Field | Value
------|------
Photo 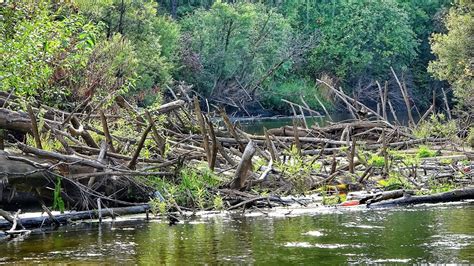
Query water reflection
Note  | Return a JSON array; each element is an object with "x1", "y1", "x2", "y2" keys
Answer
[{"x1": 0, "y1": 205, "x2": 473, "y2": 264}]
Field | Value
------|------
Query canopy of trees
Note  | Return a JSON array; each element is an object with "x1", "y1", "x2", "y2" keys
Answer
[
  {"x1": 1, "y1": 0, "x2": 471, "y2": 114},
  {"x1": 429, "y1": 1, "x2": 473, "y2": 109}
]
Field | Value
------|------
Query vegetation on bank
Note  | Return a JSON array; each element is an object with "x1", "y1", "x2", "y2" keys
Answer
[{"x1": 0, "y1": 0, "x2": 472, "y2": 220}]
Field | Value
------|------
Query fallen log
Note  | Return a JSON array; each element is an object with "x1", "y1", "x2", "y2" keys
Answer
[
  {"x1": 369, "y1": 187, "x2": 474, "y2": 207},
  {"x1": 0, "y1": 108, "x2": 32, "y2": 134},
  {"x1": 359, "y1": 189, "x2": 414, "y2": 204},
  {"x1": 0, "y1": 204, "x2": 150, "y2": 229}
]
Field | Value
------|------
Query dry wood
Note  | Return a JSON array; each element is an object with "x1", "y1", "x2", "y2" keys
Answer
[
  {"x1": 69, "y1": 116, "x2": 99, "y2": 149},
  {"x1": 390, "y1": 67, "x2": 415, "y2": 126},
  {"x1": 230, "y1": 140, "x2": 257, "y2": 189},
  {"x1": 349, "y1": 137, "x2": 356, "y2": 174},
  {"x1": 194, "y1": 97, "x2": 212, "y2": 166},
  {"x1": 26, "y1": 105, "x2": 42, "y2": 149},
  {"x1": 293, "y1": 120, "x2": 301, "y2": 156},
  {"x1": 441, "y1": 88, "x2": 452, "y2": 120},
  {"x1": 100, "y1": 110, "x2": 115, "y2": 153},
  {"x1": 128, "y1": 124, "x2": 153, "y2": 170},
  {"x1": 0, "y1": 205, "x2": 151, "y2": 229},
  {"x1": 206, "y1": 116, "x2": 218, "y2": 170},
  {"x1": 144, "y1": 110, "x2": 165, "y2": 156}
]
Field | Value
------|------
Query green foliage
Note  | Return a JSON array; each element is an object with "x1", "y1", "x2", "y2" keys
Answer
[
  {"x1": 76, "y1": 0, "x2": 180, "y2": 105},
  {"x1": 378, "y1": 173, "x2": 412, "y2": 190},
  {"x1": 321, "y1": 194, "x2": 340, "y2": 206},
  {"x1": 262, "y1": 78, "x2": 333, "y2": 112},
  {"x1": 414, "y1": 113, "x2": 458, "y2": 139},
  {"x1": 178, "y1": 2, "x2": 293, "y2": 97},
  {"x1": 467, "y1": 127, "x2": 474, "y2": 148},
  {"x1": 151, "y1": 165, "x2": 223, "y2": 209},
  {"x1": 275, "y1": 146, "x2": 320, "y2": 193},
  {"x1": 320, "y1": 188, "x2": 346, "y2": 206},
  {"x1": 0, "y1": 1, "x2": 99, "y2": 105},
  {"x1": 428, "y1": 182, "x2": 456, "y2": 194},
  {"x1": 368, "y1": 154, "x2": 386, "y2": 168},
  {"x1": 428, "y1": 2, "x2": 474, "y2": 107},
  {"x1": 307, "y1": 1, "x2": 418, "y2": 86},
  {"x1": 76, "y1": 34, "x2": 138, "y2": 103},
  {"x1": 439, "y1": 158, "x2": 453, "y2": 165},
  {"x1": 53, "y1": 176, "x2": 65, "y2": 213},
  {"x1": 416, "y1": 145, "x2": 437, "y2": 158},
  {"x1": 213, "y1": 194, "x2": 224, "y2": 210},
  {"x1": 397, "y1": 0, "x2": 450, "y2": 107},
  {"x1": 149, "y1": 198, "x2": 167, "y2": 216}
]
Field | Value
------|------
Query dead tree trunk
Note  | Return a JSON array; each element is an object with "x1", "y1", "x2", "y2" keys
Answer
[{"x1": 230, "y1": 140, "x2": 256, "y2": 189}]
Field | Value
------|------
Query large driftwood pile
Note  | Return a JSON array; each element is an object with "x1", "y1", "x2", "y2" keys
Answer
[{"x1": 0, "y1": 78, "x2": 473, "y2": 232}]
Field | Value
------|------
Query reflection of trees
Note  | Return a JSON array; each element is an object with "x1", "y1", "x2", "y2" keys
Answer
[
  {"x1": 430, "y1": 206, "x2": 474, "y2": 262},
  {"x1": 135, "y1": 217, "x2": 257, "y2": 264},
  {"x1": 370, "y1": 209, "x2": 436, "y2": 261},
  {"x1": 133, "y1": 207, "x2": 474, "y2": 264}
]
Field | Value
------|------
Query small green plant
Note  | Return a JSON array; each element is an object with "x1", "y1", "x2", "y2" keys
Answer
[
  {"x1": 213, "y1": 194, "x2": 224, "y2": 210},
  {"x1": 440, "y1": 158, "x2": 453, "y2": 165},
  {"x1": 253, "y1": 157, "x2": 267, "y2": 171},
  {"x1": 53, "y1": 176, "x2": 65, "y2": 213},
  {"x1": 368, "y1": 154, "x2": 385, "y2": 167},
  {"x1": 378, "y1": 173, "x2": 412, "y2": 190},
  {"x1": 417, "y1": 145, "x2": 437, "y2": 158},
  {"x1": 321, "y1": 192, "x2": 346, "y2": 205},
  {"x1": 430, "y1": 182, "x2": 456, "y2": 194},
  {"x1": 149, "y1": 198, "x2": 167, "y2": 216}
]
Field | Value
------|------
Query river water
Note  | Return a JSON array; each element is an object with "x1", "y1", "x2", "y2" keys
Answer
[{"x1": 1, "y1": 203, "x2": 473, "y2": 264}]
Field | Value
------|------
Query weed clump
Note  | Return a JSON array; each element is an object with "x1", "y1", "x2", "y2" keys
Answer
[{"x1": 414, "y1": 113, "x2": 457, "y2": 139}]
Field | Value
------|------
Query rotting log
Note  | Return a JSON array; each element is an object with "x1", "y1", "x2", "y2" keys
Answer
[{"x1": 369, "y1": 187, "x2": 474, "y2": 207}]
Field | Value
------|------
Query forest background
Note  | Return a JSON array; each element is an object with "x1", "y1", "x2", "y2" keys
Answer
[{"x1": 1, "y1": 0, "x2": 472, "y2": 116}]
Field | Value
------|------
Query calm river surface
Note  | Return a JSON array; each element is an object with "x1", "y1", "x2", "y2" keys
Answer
[{"x1": 1, "y1": 204, "x2": 473, "y2": 264}]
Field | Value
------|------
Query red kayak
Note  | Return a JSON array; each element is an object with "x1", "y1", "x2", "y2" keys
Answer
[{"x1": 340, "y1": 200, "x2": 360, "y2": 207}]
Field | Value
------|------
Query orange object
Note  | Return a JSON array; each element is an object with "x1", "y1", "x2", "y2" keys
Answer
[{"x1": 340, "y1": 200, "x2": 360, "y2": 207}]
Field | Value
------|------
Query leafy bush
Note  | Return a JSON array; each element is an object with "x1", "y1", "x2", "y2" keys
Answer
[
  {"x1": 0, "y1": 1, "x2": 99, "y2": 105},
  {"x1": 414, "y1": 113, "x2": 458, "y2": 139},
  {"x1": 428, "y1": 2, "x2": 474, "y2": 108},
  {"x1": 275, "y1": 146, "x2": 321, "y2": 193},
  {"x1": 307, "y1": 1, "x2": 417, "y2": 85}
]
